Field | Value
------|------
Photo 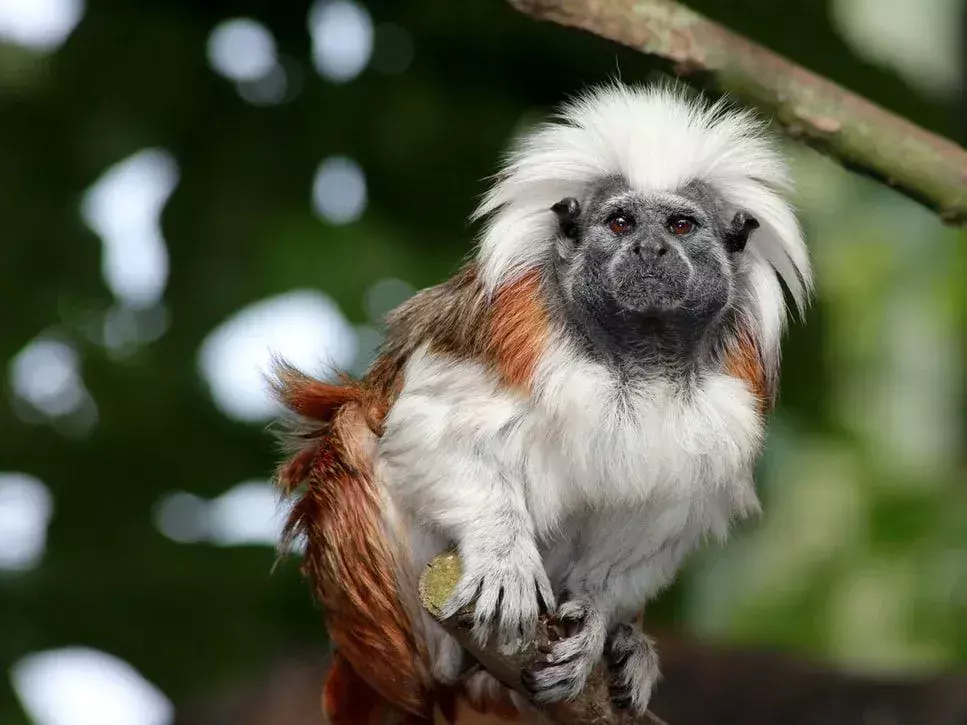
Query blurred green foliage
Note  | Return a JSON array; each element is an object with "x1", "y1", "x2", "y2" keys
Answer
[{"x1": 0, "y1": 1, "x2": 964, "y2": 723}]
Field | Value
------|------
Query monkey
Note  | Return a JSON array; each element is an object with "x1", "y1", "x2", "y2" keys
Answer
[{"x1": 272, "y1": 81, "x2": 811, "y2": 723}]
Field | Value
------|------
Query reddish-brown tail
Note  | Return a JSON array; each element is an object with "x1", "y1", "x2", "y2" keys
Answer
[{"x1": 273, "y1": 365, "x2": 433, "y2": 722}]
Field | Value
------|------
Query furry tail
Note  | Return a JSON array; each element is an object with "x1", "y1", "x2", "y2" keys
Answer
[
  {"x1": 271, "y1": 363, "x2": 434, "y2": 721},
  {"x1": 323, "y1": 651, "x2": 437, "y2": 724}
]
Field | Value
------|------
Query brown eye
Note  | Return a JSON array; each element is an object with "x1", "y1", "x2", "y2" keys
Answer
[
  {"x1": 668, "y1": 216, "x2": 696, "y2": 235},
  {"x1": 608, "y1": 214, "x2": 634, "y2": 235}
]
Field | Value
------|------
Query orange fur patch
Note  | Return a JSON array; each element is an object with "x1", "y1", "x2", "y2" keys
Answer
[
  {"x1": 324, "y1": 652, "x2": 434, "y2": 724},
  {"x1": 489, "y1": 270, "x2": 550, "y2": 392},
  {"x1": 323, "y1": 651, "x2": 386, "y2": 725},
  {"x1": 275, "y1": 365, "x2": 359, "y2": 421},
  {"x1": 724, "y1": 328, "x2": 769, "y2": 413}
]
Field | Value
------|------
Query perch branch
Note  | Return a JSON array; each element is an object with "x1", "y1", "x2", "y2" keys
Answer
[
  {"x1": 507, "y1": 0, "x2": 967, "y2": 225},
  {"x1": 419, "y1": 552, "x2": 668, "y2": 725}
]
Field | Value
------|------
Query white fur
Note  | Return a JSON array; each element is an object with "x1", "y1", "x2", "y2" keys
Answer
[
  {"x1": 472, "y1": 82, "x2": 811, "y2": 379},
  {"x1": 379, "y1": 333, "x2": 763, "y2": 680}
]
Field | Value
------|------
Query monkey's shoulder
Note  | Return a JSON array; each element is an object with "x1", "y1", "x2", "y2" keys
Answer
[
  {"x1": 381, "y1": 264, "x2": 491, "y2": 363},
  {"x1": 382, "y1": 343, "x2": 763, "y2": 486}
]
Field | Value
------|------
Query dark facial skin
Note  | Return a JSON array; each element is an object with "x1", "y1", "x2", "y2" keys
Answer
[{"x1": 548, "y1": 176, "x2": 759, "y2": 373}]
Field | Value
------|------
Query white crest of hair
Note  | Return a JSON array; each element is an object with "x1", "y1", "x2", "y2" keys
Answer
[{"x1": 472, "y1": 81, "x2": 811, "y2": 376}]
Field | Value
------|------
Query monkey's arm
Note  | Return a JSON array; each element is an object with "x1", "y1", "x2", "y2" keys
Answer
[{"x1": 380, "y1": 349, "x2": 555, "y2": 652}]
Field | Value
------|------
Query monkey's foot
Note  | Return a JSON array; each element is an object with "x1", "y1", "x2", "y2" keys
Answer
[
  {"x1": 605, "y1": 623, "x2": 660, "y2": 715},
  {"x1": 520, "y1": 599, "x2": 607, "y2": 705}
]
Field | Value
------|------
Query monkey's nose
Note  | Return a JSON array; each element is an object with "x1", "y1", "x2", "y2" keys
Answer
[{"x1": 632, "y1": 239, "x2": 669, "y2": 261}]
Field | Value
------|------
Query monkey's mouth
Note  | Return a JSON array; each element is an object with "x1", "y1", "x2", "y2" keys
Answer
[{"x1": 610, "y1": 267, "x2": 690, "y2": 314}]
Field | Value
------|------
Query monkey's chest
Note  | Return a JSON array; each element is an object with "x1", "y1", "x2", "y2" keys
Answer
[
  {"x1": 539, "y1": 491, "x2": 732, "y2": 609},
  {"x1": 522, "y1": 369, "x2": 764, "y2": 541}
]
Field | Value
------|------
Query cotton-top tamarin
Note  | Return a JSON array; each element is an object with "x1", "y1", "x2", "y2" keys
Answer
[{"x1": 272, "y1": 82, "x2": 811, "y2": 724}]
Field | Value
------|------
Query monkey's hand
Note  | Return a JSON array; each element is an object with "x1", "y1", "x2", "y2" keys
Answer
[
  {"x1": 440, "y1": 533, "x2": 554, "y2": 654},
  {"x1": 521, "y1": 598, "x2": 608, "y2": 705},
  {"x1": 605, "y1": 622, "x2": 661, "y2": 716}
]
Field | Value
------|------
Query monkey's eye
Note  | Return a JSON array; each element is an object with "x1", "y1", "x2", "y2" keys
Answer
[
  {"x1": 667, "y1": 216, "x2": 697, "y2": 235},
  {"x1": 607, "y1": 214, "x2": 635, "y2": 235}
]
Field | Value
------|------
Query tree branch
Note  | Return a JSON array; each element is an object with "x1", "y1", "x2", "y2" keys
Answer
[
  {"x1": 419, "y1": 552, "x2": 668, "y2": 725},
  {"x1": 507, "y1": 0, "x2": 967, "y2": 225}
]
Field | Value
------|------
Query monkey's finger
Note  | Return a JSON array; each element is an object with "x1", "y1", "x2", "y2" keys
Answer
[
  {"x1": 473, "y1": 580, "x2": 501, "y2": 624},
  {"x1": 531, "y1": 662, "x2": 581, "y2": 689},
  {"x1": 521, "y1": 661, "x2": 585, "y2": 704},
  {"x1": 535, "y1": 574, "x2": 557, "y2": 615},
  {"x1": 471, "y1": 580, "x2": 505, "y2": 647},
  {"x1": 543, "y1": 647, "x2": 583, "y2": 667},
  {"x1": 557, "y1": 599, "x2": 588, "y2": 622},
  {"x1": 605, "y1": 645, "x2": 633, "y2": 671},
  {"x1": 556, "y1": 599, "x2": 588, "y2": 637},
  {"x1": 515, "y1": 576, "x2": 539, "y2": 627},
  {"x1": 496, "y1": 579, "x2": 536, "y2": 655},
  {"x1": 531, "y1": 683, "x2": 578, "y2": 706},
  {"x1": 439, "y1": 576, "x2": 482, "y2": 620},
  {"x1": 609, "y1": 685, "x2": 634, "y2": 711}
]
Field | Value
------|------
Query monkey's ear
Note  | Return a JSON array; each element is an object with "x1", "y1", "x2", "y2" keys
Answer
[
  {"x1": 551, "y1": 197, "x2": 581, "y2": 240},
  {"x1": 724, "y1": 211, "x2": 759, "y2": 253}
]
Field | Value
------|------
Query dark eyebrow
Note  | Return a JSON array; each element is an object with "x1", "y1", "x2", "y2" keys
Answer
[
  {"x1": 654, "y1": 199, "x2": 705, "y2": 222},
  {"x1": 652, "y1": 184, "x2": 714, "y2": 223},
  {"x1": 594, "y1": 192, "x2": 640, "y2": 219},
  {"x1": 674, "y1": 179, "x2": 727, "y2": 217}
]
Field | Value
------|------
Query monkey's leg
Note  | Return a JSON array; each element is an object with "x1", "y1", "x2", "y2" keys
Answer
[
  {"x1": 519, "y1": 598, "x2": 608, "y2": 705},
  {"x1": 604, "y1": 622, "x2": 660, "y2": 716}
]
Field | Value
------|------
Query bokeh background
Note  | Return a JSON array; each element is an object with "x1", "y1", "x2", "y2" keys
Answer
[{"x1": 0, "y1": 0, "x2": 965, "y2": 723}]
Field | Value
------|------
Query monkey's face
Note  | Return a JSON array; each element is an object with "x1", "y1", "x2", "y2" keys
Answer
[{"x1": 552, "y1": 178, "x2": 757, "y2": 344}]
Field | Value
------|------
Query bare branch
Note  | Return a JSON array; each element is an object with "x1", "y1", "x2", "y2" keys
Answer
[
  {"x1": 507, "y1": 0, "x2": 967, "y2": 225},
  {"x1": 419, "y1": 552, "x2": 668, "y2": 725}
]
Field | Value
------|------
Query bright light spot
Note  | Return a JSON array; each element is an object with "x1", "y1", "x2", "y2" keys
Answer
[
  {"x1": 81, "y1": 149, "x2": 179, "y2": 309},
  {"x1": 0, "y1": 473, "x2": 53, "y2": 571},
  {"x1": 207, "y1": 19, "x2": 299, "y2": 106},
  {"x1": 207, "y1": 17, "x2": 277, "y2": 83},
  {"x1": 151, "y1": 491, "x2": 208, "y2": 544},
  {"x1": 308, "y1": 0, "x2": 373, "y2": 82},
  {"x1": 198, "y1": 290, "x2": 357, "y2": 422},
  {"x1": 236, "y1": 63, "x2": 288, "y2": 105},
  {"x1": 312, "y1": 156, "x2": 367, "y2": 224},
  {"x1": 351, "y1": 324, "x2": 383, "y2": 375},
  {"x1": 10, "y1": 338, "x2": 86, "y2": 418},
  {"x1": 102, "y1": 304, "x2": 170, "y2": 355},
  {"x1": 11, "y1": 647, "x2": 173, "y2": 725},
  {"x1": 208, "y1": 481, "x2": 284, "y2": 546},
  {"x1": 153, "y1": 482, "x2": 286, "y2": 548},
  {"x1": 372, "y1": 23, "x2": 414, "y2": 75},
  {"x1": 832, "y1": 0, "x2": 962, "y2": 97},
  {"x1": 364, "y1": 277, "x2": 415, "y2": 322},
  {"x1": 0, "y1": 0, "x2": 84, "y2": 52}
]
